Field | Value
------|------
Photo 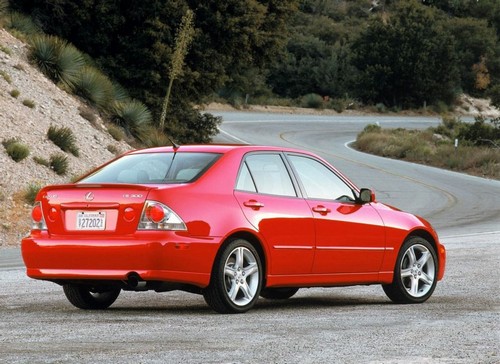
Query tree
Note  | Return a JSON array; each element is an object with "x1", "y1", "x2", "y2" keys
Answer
[{"x1": 352, "y1": 0, "x2": 460, "y2": 108}]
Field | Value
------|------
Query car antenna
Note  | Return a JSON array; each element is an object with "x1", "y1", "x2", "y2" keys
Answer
[{"x1": 167, "y1": 136, "x2": 180, "y2": 150}]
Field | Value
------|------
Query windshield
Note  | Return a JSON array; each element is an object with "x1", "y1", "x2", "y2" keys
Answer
[{"x1": 79, "y1": 152, "x2": 221, "y2": 184}]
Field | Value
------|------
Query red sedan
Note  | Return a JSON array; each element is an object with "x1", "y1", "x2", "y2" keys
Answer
[{"x1": 22, "y1": 145, "x2": 446, "y2": 313}]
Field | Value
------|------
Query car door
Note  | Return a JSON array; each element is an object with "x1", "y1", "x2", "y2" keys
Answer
[
  {"x1": 286, "y1": 154, "x2": 386, "y2": 275},
  {"x1": 234, "y1": 153, "x2": 315, "y2": 275}
]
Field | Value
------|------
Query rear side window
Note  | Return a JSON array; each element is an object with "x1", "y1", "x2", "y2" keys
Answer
[
  {"x1": 236, "y1": 154, "x2": 297, "y2": 197},
  {"x1": 79, "y1": 152, "x2": 221, "y2": 184}
]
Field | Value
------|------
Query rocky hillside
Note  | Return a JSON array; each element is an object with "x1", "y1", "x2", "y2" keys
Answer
[{"x1": 0, "y1": 29, "x2": 132, "y2": 247}]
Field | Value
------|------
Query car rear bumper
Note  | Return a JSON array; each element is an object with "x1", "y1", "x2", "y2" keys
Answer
[{"x1": 21, "y1": 231, "x2": 220, "y2": 288}]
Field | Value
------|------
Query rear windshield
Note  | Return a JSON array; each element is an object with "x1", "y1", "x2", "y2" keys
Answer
[{"x1": 79, "y1": 152, "x2": 221, "y2": 184}]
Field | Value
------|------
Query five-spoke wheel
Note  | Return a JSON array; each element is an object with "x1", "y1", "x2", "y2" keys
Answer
[
  {"x1": 203, "y1": 239, "x2": 262, "y2": 313},
  {"x1": 383, "y1": 236, "x2": 438, "y2": 303}
]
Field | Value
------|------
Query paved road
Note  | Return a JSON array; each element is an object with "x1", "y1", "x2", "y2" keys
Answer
[{"x1": 1, "y1": 112, "x2": 499, "y2": 363}]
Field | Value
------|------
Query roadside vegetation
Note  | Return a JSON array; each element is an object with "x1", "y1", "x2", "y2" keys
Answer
[
  {"x1": 2, "y1": 0, "x2": 499, "y2": 145},
  {"x1": 355, "y1": 116, "x2": 500, "y2": 179}
]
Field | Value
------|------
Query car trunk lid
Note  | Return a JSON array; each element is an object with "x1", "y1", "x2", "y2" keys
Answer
[{"x1": 39, "y1": 184, "x2": 154, "y2": 235}]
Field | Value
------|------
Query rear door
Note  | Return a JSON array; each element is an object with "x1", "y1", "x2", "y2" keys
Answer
[{"x1": 233, "y1": 153, "x2": 315, "y2": 275}]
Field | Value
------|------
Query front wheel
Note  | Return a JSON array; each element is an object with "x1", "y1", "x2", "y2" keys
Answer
[
  {"x1": 63, "y1": 284, "x2": 121, "y2": 309},
  {"x1": 203, "y1": 239, "x2": 262, "y2": 313},
  {"x1": 383, "y1": 236, "x2": 438, "y2": 304}
]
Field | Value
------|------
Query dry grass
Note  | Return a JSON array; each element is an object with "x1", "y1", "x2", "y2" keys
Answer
[{"x1": 356, "y1": 126, "x2": 499, "y2": 180}]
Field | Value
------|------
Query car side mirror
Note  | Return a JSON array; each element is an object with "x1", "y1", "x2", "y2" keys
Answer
[{"x1": 359, "y1": 188, "x2": 375, "y2": 204}]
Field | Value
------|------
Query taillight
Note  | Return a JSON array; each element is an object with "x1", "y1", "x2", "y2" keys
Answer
[
  {"x1": 31, "y1": 202, "x2": 47, "y2": 230},
  {"x1": 138, "y1": 201, "x2": 187, "y2": 231}
]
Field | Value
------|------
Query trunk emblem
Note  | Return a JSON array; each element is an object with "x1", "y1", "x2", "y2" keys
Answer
[{"x1": 85, "y1": 192, "x2": 95, "y2": 201}]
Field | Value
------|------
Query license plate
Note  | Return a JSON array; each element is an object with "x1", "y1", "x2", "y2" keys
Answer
[{"x1": 76, "y1": 211, "x2": 106, "y2": 230}]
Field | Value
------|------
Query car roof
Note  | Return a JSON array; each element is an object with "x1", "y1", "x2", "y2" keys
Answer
[{"x1": 127, "y1": 144, "x2": 312, "y2": 156}]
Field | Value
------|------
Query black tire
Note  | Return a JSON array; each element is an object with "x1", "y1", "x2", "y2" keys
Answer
[
  {"x1": 63, "y1": 284, "x2": 121, "y2": 309},
  {"x1": 260, "y1": 287, "x2": 299, "y2": 300},
  {"x1": 383, "y1": 236, "x2": 438, "y2": 304},
  {"x1": 203, "y1": 239, "x2": 263, "y2": 314}
]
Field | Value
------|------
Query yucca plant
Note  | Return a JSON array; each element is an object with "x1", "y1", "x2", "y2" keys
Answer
[
  {"x1": 8, "y1": 12, "x2": 40, "y2": 35},
  {"x1": 47, "y1": 125, "x2": 79, "y2": 157},
  {"x1": 55, "y1": 42, "x2": 85, "y2": 87},
  {"x1": 29, "y1": 35, "x2": 85, "y2": 88},
  {"x1": 111, "y1": 82, "x2": 129, "y2": 103},
  {"x1": 111, "y1": 99, "x2": 152, "y2": 136},
  {"x1": 29, "y1": 35, "x2": 60, "y2": 80},
  {"x1": 73, "y1": 66, "x2": 114, "y2": 109},
  {"x1": 0, "y1": 0, "x2": 8, "y2": 16}
]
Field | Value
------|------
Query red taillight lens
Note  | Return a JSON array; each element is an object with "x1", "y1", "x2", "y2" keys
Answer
[
  {"x1": 31, "y1": 202, "x2": 47, "y2": 230},
  {"x1": 138, "y1": 201, "x2": 186, "y2": 231},
  {"x1": 32, "y1": 204, "x2": 43, "y2": 222},
  {"x1": 146, "y1": 204, "x2": 165, "y2": 223}
]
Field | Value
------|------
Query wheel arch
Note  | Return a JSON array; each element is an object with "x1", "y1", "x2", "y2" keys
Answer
[
  {"x1": 212, "y1": 230, "x2": 268, "y2": 284},
  {"x1": 407, "y1": 229, "x2": 437, "y2": 251}
]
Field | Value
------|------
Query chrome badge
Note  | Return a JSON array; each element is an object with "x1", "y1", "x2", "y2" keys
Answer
[{"x1": 85, "y1": 192, "x2": 95, "y2": 201}]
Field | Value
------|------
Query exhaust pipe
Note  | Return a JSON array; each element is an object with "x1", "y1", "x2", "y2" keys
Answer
[{"x1": 126, "y1": 273, "x2": 147, "y2": 290}]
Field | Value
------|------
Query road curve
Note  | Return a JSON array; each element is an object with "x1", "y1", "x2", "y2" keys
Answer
[{"x1": 213, "y1": 111, "x2": 500, "y2": 237}]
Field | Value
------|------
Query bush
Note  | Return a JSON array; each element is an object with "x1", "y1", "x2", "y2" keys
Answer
[
  {"x1": 0, "y1": 44, "x2": 10, "y2": 55},
  {"x1": 111, "y1": 99, "x2": 152, "y2": 136},
  {"x1": 22, "y1": 99, "x2": 35, "y2": 108},
  {"x1": 49, "y1": 153, "x2": 68, "y2": 175},
  {"x1": 33, "y1": 156, "x2": 50, "y2": 167},
  {"x1": 72, "y1": 66, "x2": 114, "y2": 109},
  {"x1": 106, "y1": 124, "x2": 125, "y2": 141},
  {"x1": 107, "y1": 144, "x2": 120, "y2": 155},
  {"x1": 10, "y1": 89, "x2": 19, "y2": 98},
  {"x1": 300, "y1": 93, "x2": 324, "y2": 109},
  {"x1": 0, "y1": 70, "x2": 12, "y2": 83},
  {"x1": 78, "y1": 105, "x2": 97, "y2": 124},
  {"x1": 47, "y1": 125, "x2": 79, "y2": 156},
  {"x1": 2, "y1": 138, "x2": 30, "y2": 162},
  {"x1": 23, "y1": 182, "x2": 42, "y2": 205}
]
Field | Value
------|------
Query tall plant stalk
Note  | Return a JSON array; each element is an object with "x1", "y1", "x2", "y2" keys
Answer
[{"x1": 159, "y1": 9, "x2": 195, "y2": 131}]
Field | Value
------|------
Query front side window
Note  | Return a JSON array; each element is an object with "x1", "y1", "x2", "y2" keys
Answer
[
  {"x1": 79, "y1": 152, "x2": 221, "y2": 184},
  {"x1": 236, "y1": 154, "x2": 296, "y2": 197},
  {"x1": 288, "y1": 155, "x2": 355, "y2": 201}
]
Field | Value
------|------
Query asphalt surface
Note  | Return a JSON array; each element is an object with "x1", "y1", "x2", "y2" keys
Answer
[{"x1": 1, "y1": 112, "x2": 499, "y2": 363}]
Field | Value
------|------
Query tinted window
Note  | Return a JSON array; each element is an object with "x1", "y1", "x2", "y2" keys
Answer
[
  {"x1": 237, "y1": 154, "x2": 296, "y2": 197},
  {"x1": 79, "y1": 152, "x2": 221, "y2": 184},
  {"x1": 288, "y1": 155, "x2": 355, "y2": 201}
]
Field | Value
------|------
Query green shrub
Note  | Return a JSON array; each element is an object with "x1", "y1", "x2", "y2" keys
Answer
[
  {"x1": 140, "y1": 127, "x2": 171, "y2": 147},
  {"x1": 22, "y1": 99, "x2": 35, "y2": 108},
  {"x1": 47, "y1": 125, "x2": 79, "y2": 157},
  {"x1": 23, "y1": 182, "x2": 42, "y2": 205},
  {"x1": 107, "y1": 144, "x2": 119, "y2": 155},
  {"x1": 0, "y1": 70, "x2": 11, "y2": 83},
  {"x1": 375, "y1": 103, "x2": 387, "y2": 113},
  {"x1": 0, "y1": 44, "x2": 11, "y2": 55},
  {"x1": 0, "y1": 0, "x2": 8, "y2": 16},
  {"x1": 33, "y1": 156, "x2": 50, "y2": 167},
  {"x1": 72, "y1": 66, "x2": 114, "y2": 108},
  {"x1": 3, "y1": 139, "x2": 30, "y2": 162},
  {"x1": 300, "y1": 93, "x2": 324, "y2": 109},
  {"x1": 106, "y1": 124, "x2": 125, "y2": 141},
  {"x1": 78, "y1": 105, "x2": 97, "y2": 125},
  {"x1": 111, "y1": 99, "x2": 152, "y2": 136},
  {"x1": 49, "y1": 153, "x2": 68, "y2": 175}
]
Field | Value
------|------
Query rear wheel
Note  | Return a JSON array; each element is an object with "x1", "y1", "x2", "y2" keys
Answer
[
  {"x1": 203, "y1": 239, "x2": 262, "y2": 314},
  {"x1": 63, "y1": 284, "x2": 121, "y2": 309},
  {"x1": 260, "y1": 287, "x2": 299, "y2": 300},
  {"x1": 383, "y1": 236, "x2": 438, "y2": 304}
]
